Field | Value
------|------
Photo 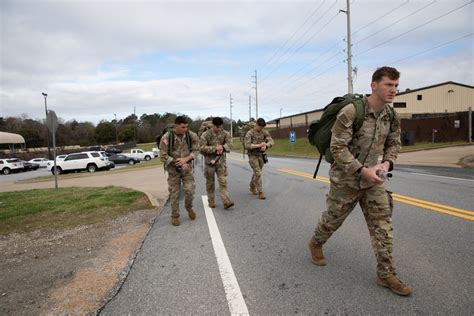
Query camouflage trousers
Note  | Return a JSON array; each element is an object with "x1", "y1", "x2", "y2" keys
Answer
[
  {"x1": 204, "y1": 163, "x2": 230, "y2": 203},
  {"x1": 248, "y1": 154, "x2": 264, "y2": 193},
  {"x1": 167, "y1": 165, "x2": 195, "y2": 218},
  {"x1": 312, "y1": 182, "x2": 396, "y2": 278}
]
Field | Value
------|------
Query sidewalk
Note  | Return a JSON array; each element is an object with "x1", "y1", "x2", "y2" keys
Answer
[{"x1": 396, "y1": 144, "x2": 474, "y2": 168}]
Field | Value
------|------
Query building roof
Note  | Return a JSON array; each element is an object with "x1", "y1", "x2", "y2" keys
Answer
[
  {"x1": 397, "y1": 81, "x2": 473, "y2": 96},
  {"x1": 0, "y1": 131, "x2": 26, "y2": 144}
]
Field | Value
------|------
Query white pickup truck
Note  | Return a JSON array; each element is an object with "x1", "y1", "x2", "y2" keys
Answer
[{"x1": 125, "y1": 149, "x2": 155, "y2": 161}]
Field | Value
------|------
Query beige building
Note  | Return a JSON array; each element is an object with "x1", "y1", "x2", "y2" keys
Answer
[
  {"x1": 393, "y1": 81, "x2": 473, "y2": 119},
  {"x1": 274, "y1": 81, "x2": 473, "y2": 128}
]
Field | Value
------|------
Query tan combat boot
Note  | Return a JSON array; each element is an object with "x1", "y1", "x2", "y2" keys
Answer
[
  {"x1": 223, "y1": 199, "x2": 235, "y2": 209},
  {"x1": 187, "y1": 209, "x2": 196, "y2": 220},
  {"x1": 208, "y1": 198, "x2": 216, "y2": 208},
  {"x1": 170, "y1": 217, "x2": 180, "y2": 226},
  {"x1": 250, "y1": 186, "x2": 258, "y2": 195},
  {"x1": 258, "y1": 192, "x2": 266, "y2": 200},
  {"x1": 376, "y1": 275, "x2": 412, "y2": 296},
  {"x1": 308, "y1": 239, "x2": 326, "y2": 266}
]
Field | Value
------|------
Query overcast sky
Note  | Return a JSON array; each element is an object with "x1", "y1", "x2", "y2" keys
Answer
[{"x1": 1, "y1": 0, "x2": 473, "y2": 125}]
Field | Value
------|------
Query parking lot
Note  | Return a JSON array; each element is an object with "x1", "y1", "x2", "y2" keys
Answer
[{"x1": 0, "y1": 164, "x2": 128, "y2": 184}]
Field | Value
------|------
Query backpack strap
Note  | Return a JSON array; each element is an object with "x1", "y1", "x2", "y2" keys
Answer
[
  {"x1": 168, "y1": 130, "x2": 174, "y2": 157},
  {"x1": 313, "y1": 154, "x2": 323, "y2": 179},
  {"x1": 352, "y1": 96, "x2": 366, "y2": 132},
  {"x1": 186, "y1": 131, "x2": 192, "y2": 152}
]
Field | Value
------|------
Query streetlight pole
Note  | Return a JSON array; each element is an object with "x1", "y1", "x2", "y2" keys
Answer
[
  {"x1": 229, "y1": 94, "x2": 234, "y2": 138},
  {"x1": 280, "y1": 108, "x2": 283, "y2": 118},
  {"x1": 114, "y1": 113, "x2": 118, "y2": 145},
  {"x1": 42, "y1": 92, "x2": 51, "y2": 159}
]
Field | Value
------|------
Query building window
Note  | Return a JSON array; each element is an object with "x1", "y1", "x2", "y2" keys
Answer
[
  {"x1": 417, "y1": 94, "x2": 422, "y2": 100},
  {"x1": 393, "y1": 102, "x2": 407, "y2": 108}
]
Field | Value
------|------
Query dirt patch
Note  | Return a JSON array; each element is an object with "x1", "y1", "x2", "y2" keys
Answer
[
  {"x1": 0, "y1": 208, "x2": 160, "y2": 315},
  {"x1": 458, "y1": 155, "x2": 474, "y2": 168}
]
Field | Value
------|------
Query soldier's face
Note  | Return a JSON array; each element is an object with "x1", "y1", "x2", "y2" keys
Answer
[
  {"x1": 371, "y1": 76, "x2": 399, "y2": 103},
  {"x1": 255, "y1": 125, "x2": 264, "y2": 132},
  {"x1": 212, "y1": 125, "x2": 222, "y2": 133},
  {"x1": 175, "y1": 123, "x2": 188, "y2": 135}
]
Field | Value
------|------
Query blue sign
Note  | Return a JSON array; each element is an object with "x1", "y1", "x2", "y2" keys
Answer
[{"x1": 289, "y1": 131, "x2": 296, "y2": 144}]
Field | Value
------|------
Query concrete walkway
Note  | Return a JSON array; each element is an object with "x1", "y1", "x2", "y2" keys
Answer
[{"x1": 397, "y1": 144, "x2": 474, "y2": 168}]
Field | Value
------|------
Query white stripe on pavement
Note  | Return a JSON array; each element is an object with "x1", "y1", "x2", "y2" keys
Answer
[
  {"x1": 201, "y1": 195, "x2": 249, "y2": 315},
  {"x1": 410, "y1": 172, "x2": 474, "y2": 182}
]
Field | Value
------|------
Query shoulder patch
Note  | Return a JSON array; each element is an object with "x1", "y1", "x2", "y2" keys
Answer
[{"x1": 337, "y1": 104, "x2": 356, "y2": 128}]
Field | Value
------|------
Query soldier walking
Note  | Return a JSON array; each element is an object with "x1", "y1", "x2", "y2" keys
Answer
[
  {"x1": 199, "y1": 117, "x2": 234, "y2": 209},
  {"x1": 159, "y1": 116, "x2": 200, "y2": 226},
  {"x1": 308, "y1": 66, "x2": 412, "y2": 296},
  {"x1": 244, "y1": 118, "x2": 274, "y2": 200}
]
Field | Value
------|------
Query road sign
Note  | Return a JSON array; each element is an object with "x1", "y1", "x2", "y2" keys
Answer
[
  {"x1": 289, "y1": 131, "x2": 296, "y2": 144},
  {"x1": 47, "y1": 110, "x2": 58, "y2": 133}
]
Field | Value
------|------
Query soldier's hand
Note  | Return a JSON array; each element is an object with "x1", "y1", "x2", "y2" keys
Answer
[
  {"x1": 175, "y1": 157, "x2": 187, "y2": 166},
  {"x1": 216, "y1": 144, "x2": 224, "y2": 154},
  {"x1": 360, "y1": 166, "x2": 384, "y2": 184},
  {"x1": 375, "y1": 161, "x2": 390, "y2": 172},
  {"x1": 182, "y1": 163, "x2": 190, "y2": 171}
]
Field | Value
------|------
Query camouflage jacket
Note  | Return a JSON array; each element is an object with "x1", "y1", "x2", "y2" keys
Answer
[
  {"x1": 329, "y1": 96, "x2": 401, "y2": 189},
  {"x1": 244, "y1": 128, "x2": 274, "y2": 155},
  {"x1": 199, "y1": 129, "x2": 232, "y2": 166},
  {"x1": 159, "y1": 130, "x2": 200, "y2": 168}
]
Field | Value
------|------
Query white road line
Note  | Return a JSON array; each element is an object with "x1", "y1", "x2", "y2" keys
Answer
[
  {"x1": 201, "y1": 195, "x2": 249, "y2": 315},
  {"x1": 410, "y1": 172, "x2": 474, "y2": 182}
]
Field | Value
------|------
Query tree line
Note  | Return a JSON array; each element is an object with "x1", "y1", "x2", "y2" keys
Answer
[{"x1": 0, "y1": 114, "x2": 247, "y2": 149}]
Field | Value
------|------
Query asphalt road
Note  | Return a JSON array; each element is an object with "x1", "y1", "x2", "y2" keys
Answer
[{"x1": 102, "y1": 153, "x2": 473, "y2": 314}]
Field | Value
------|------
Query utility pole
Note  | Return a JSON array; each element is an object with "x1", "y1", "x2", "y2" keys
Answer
[
  {"x1": 341, "y1": 0, "x2": 353, "y2": 94},
  {"x1": 229, "y1": 94, "x2": 234, "y2": 138},
  {"x1": 134, "y1": 106, "x2": 137, "y2": 142},
  {"x1": 252, "y1": 70, "x2": 258, "y2": 119},
  {"x1": 248, "y1": 95, "x2": 251, "y2": 121},
  {"x1": 42, "y1": 92, "x2": 51, "y2": 159}
]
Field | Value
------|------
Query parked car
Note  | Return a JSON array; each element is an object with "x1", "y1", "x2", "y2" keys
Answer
[
  {"x1": 109, "y1": 154, "x2": 140, "y2": 165},
  {"x1": 84, "y1": 151, "x2": 114, "y2": 169},
  {"x1": 51, "y1": 152, "x2": 110, "y2": 175},
  {"x1": 105, "y1": 147, "x2": 122, "y2": 156},
  {"x1": 0, "y1": 158, "x2": 24, "y2": 175},
  {"x1": 124, "y1": 149, "x2": 155, "y2": 161},
  {"x1": 20, "y1": 160, "x2": 40, "y2": 171},
  {"x1": 28, "y1": 158, "x2": 50, "y2": 168},
  {"x1": 46, "y1": 155, "x2": 68, "y2": 171}
]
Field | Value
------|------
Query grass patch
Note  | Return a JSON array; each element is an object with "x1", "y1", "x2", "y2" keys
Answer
[
  {"x1": 0, "y1": 186, "x2": 152, "y2": 235},
  {"x1": 399, "y1": 141, "x2": 469, "y2": 152},
  {"x1": 231, "y1": 137, "x2": 470, "y2": 158}
]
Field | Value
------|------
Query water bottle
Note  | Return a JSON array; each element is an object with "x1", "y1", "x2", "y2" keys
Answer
[{"x1": 376, "y1": 169, "x2": 392, "y2": 181}]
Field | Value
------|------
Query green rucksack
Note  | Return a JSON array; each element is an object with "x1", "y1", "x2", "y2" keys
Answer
[
  {"x1": 198, "y1": 121, "x2": 213, "y2": 138},
  {"x1": 307, "y1": 94, "x2": 366, "y2": 178},
  {"x1": 157, "y1": 124, "x2": 192, "y2": 156},
  {"x1": 239, "y1": 121, "x2": 256, "y2": 157}
]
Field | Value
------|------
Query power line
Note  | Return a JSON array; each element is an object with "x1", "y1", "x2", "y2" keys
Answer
[
  {"x1": 390, "y1": 32, "x2": 474, "y2": 65},
  {"x1": 260, "y1": 1, "x2": 327, "y2": 70},
  {"x1": 351, "y1": 0, "x2": 409, "y2": 36},
  {"x1": 260, "y1": 1, "x2": 328, "y2": 74},
  {"x1": 353, "y1": 0, "x2": 436, "y2": 45},
  {"x1": 355, "y1": 0, "x2": 473, "y2": 57},
  {"x1": 260, "y1": 1, "x2": 339, "y2": 82},
  {"x1": 262, "y1": 41, "x2": 341, "y2": 92}
]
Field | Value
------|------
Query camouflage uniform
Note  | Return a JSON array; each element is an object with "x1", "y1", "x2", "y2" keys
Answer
[
  {"x1": 159, "y1": 130, "x2": 200, "y2": 218},
  {"x1": 199, "y1": 129, "x2": 232, "y2": 204},
  {"x1": 244, "y1": 128, "x2": 274, "y2": 193},
  {"x1": 312, "y1": 96, "x2": 401, "y2": 278}
]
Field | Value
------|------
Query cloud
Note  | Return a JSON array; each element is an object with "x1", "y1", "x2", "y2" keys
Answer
[{"x1": 0, "y1": 0, "x2": 472, "y2": 125}]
